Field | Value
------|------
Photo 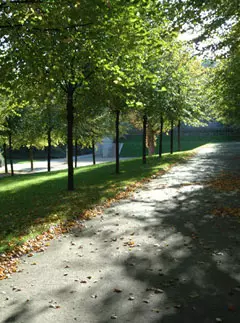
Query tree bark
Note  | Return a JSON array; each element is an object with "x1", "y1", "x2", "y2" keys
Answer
[
  {"x1": 3, "y1": 143, "x2": 8, "y2": 174},
  {"x1": 115, "y1": 109, "x2": 120, "y2": 174},
  {"x1": 92, "y1": 139, "x2": 96, "y2": 165},
  {"x1": 65, "y1": 145, "x2": 68, "y2": 164},
  {"x1": 29, "y1": 145, "x2": 34, "y2": 171},
  {"x1": 67, "y1": 85, "x2": 74, "y2": 190},
  {"x1": 170, "y1": 120, "x2": 174, "y2": 154},
  {"x1": 47, "y1": 128, "x2": 51, "y2": 172},
  {"x1": 8, "y1": 132, "x2": 14, "y2": 176},
  {"x1": 147, "y1": 123, "x2": 155, "y2": 156},
  {"x1": 178, "y1": 120, "x2": 181, "y2": 151},
  {"x1": 74, "y1": 139, "x2": 78, "y2": 168},
  {"x1": 142, "y1": 114, "x2": 147, "y2": 164},
  {"x1": 159, "y1": 116, "x2": 164, "y2": 158}
]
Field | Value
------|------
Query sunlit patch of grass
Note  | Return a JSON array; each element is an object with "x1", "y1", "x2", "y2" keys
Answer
[
  {"x1": 0, "y1": 151, "x2": 193, "y2": 253},
  {"x1": 0, "y1": 171, "x2": 68, "y2": 193}
]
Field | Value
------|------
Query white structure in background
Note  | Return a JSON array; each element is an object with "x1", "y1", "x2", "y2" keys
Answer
[{"x1": 96, "y1": 137, "x2": 123, "y2": 158}]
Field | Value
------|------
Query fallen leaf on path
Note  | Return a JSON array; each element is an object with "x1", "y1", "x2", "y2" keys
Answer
[
  {"x1": 208, "y1": 174, "x2": 240, "y2": 192},
  {"x1": 123, "y1": 240, "x2": 135, "y2": 247},
  {"x1": 152, "y1": 308, "x2": 160, "y2": 313},
  {"x1": 91, "y1": 295, "x2": 97, "y2": 298},
  {"x1": 212, "y1": 207, "x2": 240, "y2": 218},
  {"x1": 228, "y1": 304, "x2": 236, "y2": 311},
  {"x1": 146, "y1": 287, "x2": 164, "y2": 294},
  {"x1": 49, "y1": 304, "x2": 61, "y2": 309},
  {"x1": 189, "y1": 292, "x2": 199, "y2": 298}
]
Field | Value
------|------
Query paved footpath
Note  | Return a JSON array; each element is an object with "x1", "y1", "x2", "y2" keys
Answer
[
  {"x1": 0, "y1": 155, "x2": 132, "y2": 175},
  {"x1": 0, "y1": 143, "x2": 240, "y2": 323}
]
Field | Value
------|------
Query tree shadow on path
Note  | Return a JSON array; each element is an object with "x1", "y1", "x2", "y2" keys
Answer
[{"x1": 92, "y1": 143, "x2": 240, "y2": 323}]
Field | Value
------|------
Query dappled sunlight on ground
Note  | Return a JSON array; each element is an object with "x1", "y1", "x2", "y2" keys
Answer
[{"x1": 0, "y1": 143, "x2": 239, "y2": 323}]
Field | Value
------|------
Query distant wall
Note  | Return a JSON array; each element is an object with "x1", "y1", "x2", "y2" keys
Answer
[{"x1": 96, "y1": 137, "x2": 123, "y2": 158}]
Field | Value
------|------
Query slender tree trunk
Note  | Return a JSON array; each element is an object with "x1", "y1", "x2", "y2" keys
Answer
[
  {"x1": 159, "y1": 116, "x2": 164, "y2": 158},
  {"x1": 115, "y1": 109, "x2": 120, "y2": 174},
  {"x1": 147, "y1": 124, "x2": 155, "y2": 156},
  {"x1": 143, "y1": 114, "x2": 147, "y2": 164},
  {"x1": 177, "y1": 120, "x2": 181, "y2": 151},
  {"x1": 92, "y1": 139, "x2": 96, "y2": 165},
  {"x1": 65, "y1": 145, "x2": 68, "y2": 164},
  {"x1": 29, "y1": 145, "x2": 34, "y2": 171},
  {"x1": 74, "y1": 139, "x2": 78, "y2": 168},
  {"x1": 47, "y1": 128, "x2": 51, "y2": 172},
  {"x1": 8, "y1": 132, "x2": 14, "y2": 176},
  {"x1": 170, "y1": 120, "x2": 174, "y2": 154},
  {"x1": 67, "y1": 85, "x2": 74, "y2": 191},
  {"x1": 3, "y1": 143, "x2": 8, "y2": 174}
]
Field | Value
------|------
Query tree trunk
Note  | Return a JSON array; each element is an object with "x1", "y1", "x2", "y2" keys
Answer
[
  {"x1": 147, "y1": 123, "x2": 155, "y2": 156},
  {"x1": 170, "y1": 120, "x2": 174, "y2": 154},
  {"x1": 29, "y1": 145, "x2": 34, "y2": 171},
  {"x1": 47, "y1": 128, "x2": 51, "y2": 172},
  {"x1": 159, "y1": 116, "x2": 164, "y2": 158},
  {"x1": 142, "y1": 114, "x2": 147, "y2": 164},
  {"x1": 8, "y1": 132, "x2": 14, "y2": 176},
  {"x1": 65, "y1": 145, "x2": 68, "y2": 164},
  {"x1": 75, "y1": 139, "x2": 78, "y2": 168},
  {"x1": 3, "y1": 143, "x2": 8, "y2": 174},
  {"x1": 67, "y1": 85, "x2": 74, "y2": 191},
  {"x1": 115, "y1": 109, "x2": 120, "y2": 174},
  {"x1": 92, "y1": 139, "x2": 96, "y2": 165},
  {"x1": 178, "y1": 120, "x2": 181, "y2": 151}
]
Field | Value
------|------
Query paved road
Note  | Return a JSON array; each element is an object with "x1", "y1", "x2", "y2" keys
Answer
[
  {"x1": 0, "y1": 143, "x2": 239, "y2": 323},
  {"x1": 0, "y1": 155, "x2": 132, "y2": 175}
]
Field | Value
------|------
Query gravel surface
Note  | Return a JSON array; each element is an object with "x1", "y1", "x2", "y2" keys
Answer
[{"x1": 0, "y1": 142, "x2": 239, "y2": 323}]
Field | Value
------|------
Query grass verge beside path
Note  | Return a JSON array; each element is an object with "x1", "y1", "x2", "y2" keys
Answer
[{"x1": 0, "y1": 151, "x2": 193, "y2": 255}]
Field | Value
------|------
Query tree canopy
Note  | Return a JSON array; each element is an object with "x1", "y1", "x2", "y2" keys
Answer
[{"x1": 0, "y1": 0, "x2": 239, "y2": 188}]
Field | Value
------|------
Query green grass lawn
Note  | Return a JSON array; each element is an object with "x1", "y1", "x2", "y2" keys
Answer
[
  {"x1": 120, "y1": 134, "x2": 240, "y2": 157},
  {"x1": 0, "y1": 151, "x2": 193, "y2": 254}
]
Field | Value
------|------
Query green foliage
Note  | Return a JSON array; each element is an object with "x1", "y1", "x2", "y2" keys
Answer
[
  {"x1": 1, "y1": 0, "x2": 238, "y2": 175},
  {"x1": 169, "y1": 0, "x2": 240, "y2": 54},
  {"x1": 209, "y1": 46, "x2": 240, "y2": 125}
]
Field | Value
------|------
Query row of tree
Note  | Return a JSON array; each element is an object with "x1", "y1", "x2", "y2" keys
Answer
[{"x1": 0, "y1": 0, "x2": 239, "y2": 190}]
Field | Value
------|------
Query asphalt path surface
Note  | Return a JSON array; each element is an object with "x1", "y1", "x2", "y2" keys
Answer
[{"x1": 0, "y1": 143, "x2": 240, "y2": 323}]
